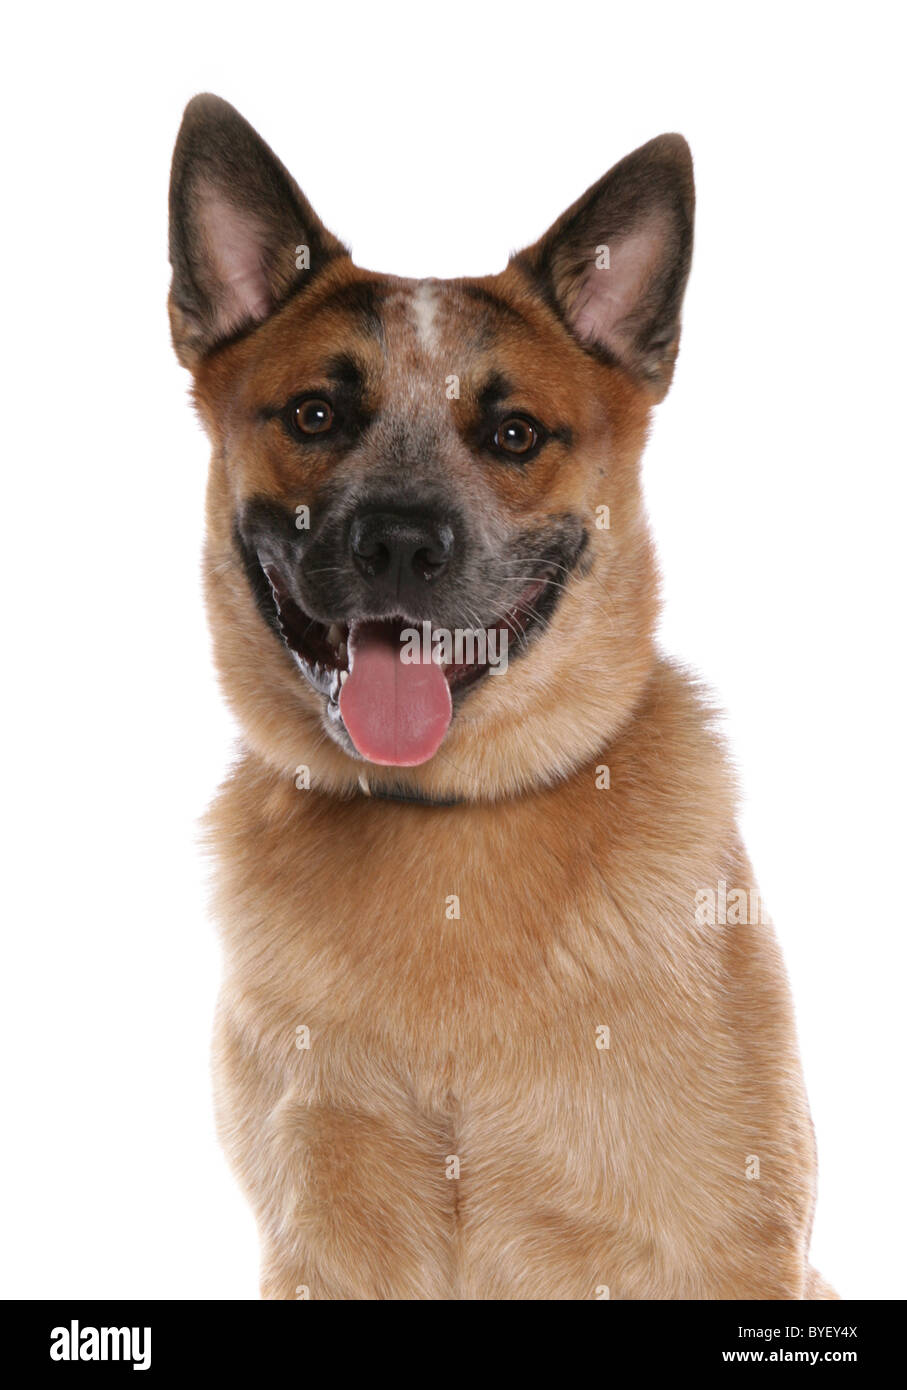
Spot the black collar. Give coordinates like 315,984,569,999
359,776,461,808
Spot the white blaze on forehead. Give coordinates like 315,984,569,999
410,280,440,353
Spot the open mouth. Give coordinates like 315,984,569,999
261,563,555,766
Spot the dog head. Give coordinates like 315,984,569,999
169,95,693,801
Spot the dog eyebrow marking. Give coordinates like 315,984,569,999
410,280,440,353
476,372,515,413
322,352,366,391
256,353,368,420
307,280,386,341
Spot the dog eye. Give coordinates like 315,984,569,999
493,416,538,456
293,398,334,436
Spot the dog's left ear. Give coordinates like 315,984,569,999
514,135,694,399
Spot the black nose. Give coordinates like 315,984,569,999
349,509,454,601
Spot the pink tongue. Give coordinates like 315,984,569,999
339,620,452,766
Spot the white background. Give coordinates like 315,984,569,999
2,0,904,1300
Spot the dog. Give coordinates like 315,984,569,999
168,94,835,1299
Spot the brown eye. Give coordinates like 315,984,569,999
294,398,333,435
494,416,537,456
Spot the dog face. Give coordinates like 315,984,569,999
169,96,693,800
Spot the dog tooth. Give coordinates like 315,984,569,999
339,670,348,686
327,623,343,647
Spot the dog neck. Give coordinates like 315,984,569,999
357,773,461,808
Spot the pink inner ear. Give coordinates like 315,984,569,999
569,216,669,354
198,188,273,334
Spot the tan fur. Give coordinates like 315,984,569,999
206,659,832,1298
174,116,834,1297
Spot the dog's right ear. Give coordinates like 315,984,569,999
168,94,348,367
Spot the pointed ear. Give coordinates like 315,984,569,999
168,94,349,366
514,135,694,399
